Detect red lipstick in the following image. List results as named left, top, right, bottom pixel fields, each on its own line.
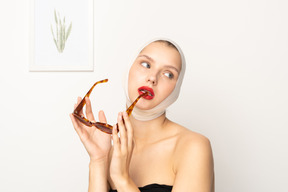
left=138, top=86, right=155, bottom=100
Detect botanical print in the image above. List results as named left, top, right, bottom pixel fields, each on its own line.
left=31, top=0, right=93, bottom=71
left=50, top=9, right=72, bottom=53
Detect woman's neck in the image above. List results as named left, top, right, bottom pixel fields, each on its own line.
left=129, top=113, right=170, bottom=147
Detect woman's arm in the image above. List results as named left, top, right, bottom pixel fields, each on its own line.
left=172, top=133, right=214, bottom=192
left=89, top=159, right=109, bottom=192
left=70, top=97, right=112, bottom=192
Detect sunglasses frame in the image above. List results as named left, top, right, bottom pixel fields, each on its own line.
left=72, top=79, right=147, bottom=134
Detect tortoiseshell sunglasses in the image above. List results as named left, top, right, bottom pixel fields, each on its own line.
left=72, top=79, right=148, bottom=134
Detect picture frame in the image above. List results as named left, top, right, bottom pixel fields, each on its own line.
left=29, top=0, right=94, bottom=71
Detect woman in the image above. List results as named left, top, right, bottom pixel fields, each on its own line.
left=70, top=38, right=214, bottom=192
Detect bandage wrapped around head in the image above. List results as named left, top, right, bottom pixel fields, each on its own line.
left=123, top=38, right=186, bottom=121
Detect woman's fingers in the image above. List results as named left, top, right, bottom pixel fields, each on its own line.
left=117, top=112, right=128, bottom=153
left=112, top=124, right=120, bottom=153
left=98, top=110, right=107, bottom=123
left=109, top=112, right=134, bottom=181
left=70, top=113, right=83, bottom=136
left=123, top=111, right=134, bottom=152
left=85, top=97, right=95, bottom=121
left=71, top=97, right=86, bottom=136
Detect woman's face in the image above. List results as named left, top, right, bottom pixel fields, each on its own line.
left=128, top=41, right=182, bottom=110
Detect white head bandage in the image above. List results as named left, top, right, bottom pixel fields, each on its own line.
left=123, top=38, right=186, bottom=121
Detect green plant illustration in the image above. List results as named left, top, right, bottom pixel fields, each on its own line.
left=51, top=9, right=72, bottom=53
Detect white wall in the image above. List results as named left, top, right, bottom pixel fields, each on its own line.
left=0, top=0, right=287, bottom=191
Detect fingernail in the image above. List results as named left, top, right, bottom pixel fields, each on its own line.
left=123, top=111, right=128, bottom=117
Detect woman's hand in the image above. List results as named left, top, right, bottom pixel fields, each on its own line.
left=70, top=97, right=111, bottom=162
left=109, top=111, right=135, bottom=187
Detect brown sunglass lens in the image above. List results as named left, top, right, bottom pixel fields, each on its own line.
left=95, top=122, right=113, bottom=134
left=73, top=114, right=93, bottom=127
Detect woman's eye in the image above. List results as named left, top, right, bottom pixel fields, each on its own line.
left=141, top=62, right=150, bottom=69
left=164, top=72, right=174, bottom=79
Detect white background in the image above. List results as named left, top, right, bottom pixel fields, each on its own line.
left=0, top=0, right=287, bottom=191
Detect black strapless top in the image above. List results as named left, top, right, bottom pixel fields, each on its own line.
left=109, top=183, right=172, bottom=192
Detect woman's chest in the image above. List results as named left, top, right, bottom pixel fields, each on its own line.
left=128, top=142, right=176, bottom=186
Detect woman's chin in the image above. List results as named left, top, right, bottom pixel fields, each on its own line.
left=135, top=102, right=156, bottom=110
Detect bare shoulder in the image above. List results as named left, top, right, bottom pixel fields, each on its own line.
left=167, top=120, right=214, bottom=191
left=166, top=120, right=213, bottom=167
left=168, top=120, right=212, bottom=151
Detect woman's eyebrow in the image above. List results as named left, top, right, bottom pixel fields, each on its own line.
left=164, top=65, right=179, bottom=74
left=138, top=54, right=180, bottom=73
left=138, top=54, right=154, bottom=62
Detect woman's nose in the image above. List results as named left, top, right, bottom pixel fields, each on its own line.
left=147, top=72, right=158, bottom=85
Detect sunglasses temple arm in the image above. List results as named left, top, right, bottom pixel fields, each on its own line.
left=73, top=79, right=109, bottom=114
left=125, top=92, right=148, bottom=116
left=73, top=98, right=87, bottom=114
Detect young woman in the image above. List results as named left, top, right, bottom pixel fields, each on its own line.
left=70, top=39, right=214, bottom=192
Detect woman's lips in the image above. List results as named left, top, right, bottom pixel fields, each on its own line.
left=138, top=86, right=154, bottom=100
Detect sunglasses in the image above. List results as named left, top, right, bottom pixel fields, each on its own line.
left=72, top=79, right=148, bottom=134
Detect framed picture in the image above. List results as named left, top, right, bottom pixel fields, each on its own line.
left=30, top=0, right=94, bottom=71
